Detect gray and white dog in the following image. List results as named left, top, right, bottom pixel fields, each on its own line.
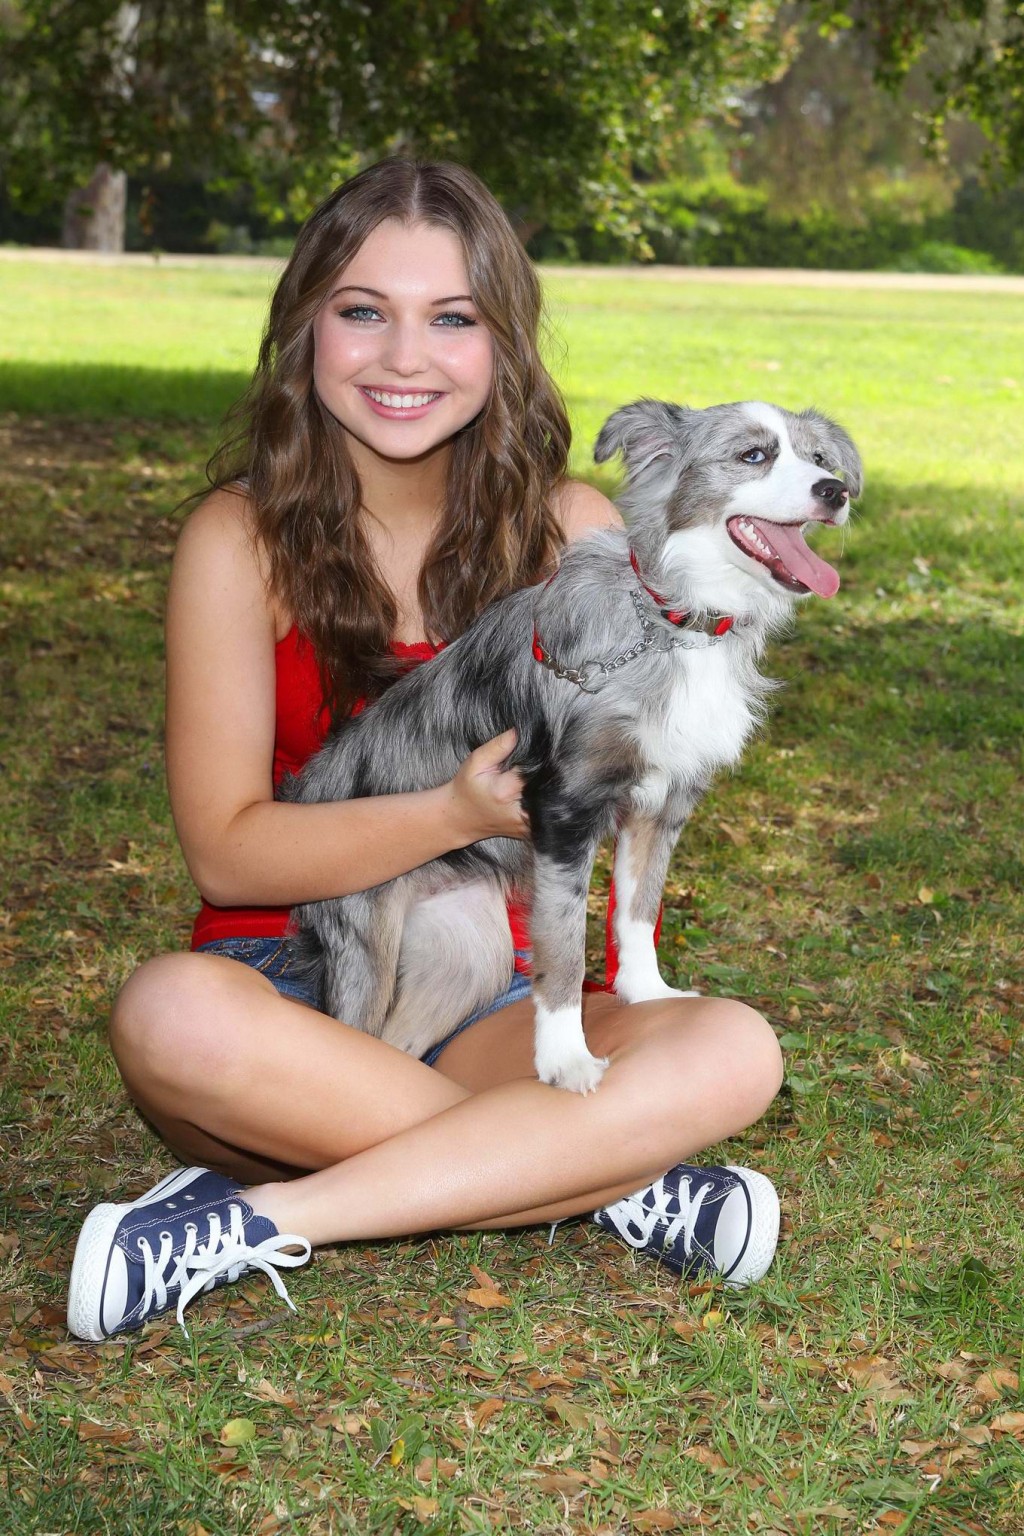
left=287, top=400, right=862, bottom=1093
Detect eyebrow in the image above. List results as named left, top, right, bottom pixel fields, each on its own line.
left=329, top=284, right=475, bottom=305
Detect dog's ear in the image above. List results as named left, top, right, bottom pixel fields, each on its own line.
left=594, top=399, right=689, bottom=476
left=798, top=409, right=864, bottom=499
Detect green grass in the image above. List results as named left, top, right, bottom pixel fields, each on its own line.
left=2, top=258, right=1023, bottom=1536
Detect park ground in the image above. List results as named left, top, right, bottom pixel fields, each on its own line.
left=0, top=259, right=1022, bottom=1535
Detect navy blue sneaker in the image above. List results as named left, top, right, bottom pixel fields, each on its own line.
left=594, top=1164, right=779, bottom=1286
left=67, top=1166, right=311, bottom=1340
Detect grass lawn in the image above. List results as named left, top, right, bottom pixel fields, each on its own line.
left=1, top=257, right=1022, bottom=1536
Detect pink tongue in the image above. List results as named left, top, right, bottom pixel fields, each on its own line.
left=757, top=520, right=840, bottom=598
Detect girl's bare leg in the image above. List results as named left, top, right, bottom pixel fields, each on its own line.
left=110, top=953, right=783, bottom=1244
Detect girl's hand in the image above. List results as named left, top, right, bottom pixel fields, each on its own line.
left=445, top=729, right=530, bottom=844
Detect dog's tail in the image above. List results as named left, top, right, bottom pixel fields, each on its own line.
left=282, top=915, right=327, bottom=1012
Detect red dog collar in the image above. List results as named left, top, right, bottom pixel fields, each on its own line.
left=629, top=549, right=734, bottom=637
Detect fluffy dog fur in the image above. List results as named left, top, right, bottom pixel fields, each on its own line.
left=286, top=399, right=862, bottom=1092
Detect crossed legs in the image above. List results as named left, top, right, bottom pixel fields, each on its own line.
left=109, top=952, right=783, bottom=1250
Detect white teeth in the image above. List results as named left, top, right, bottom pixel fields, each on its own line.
left=738, top=519, right=773, bottom=555
left=364, top=389, right=440, bottom=409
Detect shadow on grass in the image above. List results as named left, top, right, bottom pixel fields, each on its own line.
left=776, top=611, right=1024, bottom=753
left=0, top=361, right=251, bottom=421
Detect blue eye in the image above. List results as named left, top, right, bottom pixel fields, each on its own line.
left=432, top=311, right=476, bottom=328
left=338, top=305, right=382, bottom=323
left=741, top=447, right=768, bottom=464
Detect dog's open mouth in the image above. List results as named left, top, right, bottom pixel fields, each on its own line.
left=727, top=516, right=840, bottom=598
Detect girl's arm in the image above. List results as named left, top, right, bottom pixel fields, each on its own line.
left=165, top=492, right=526, bottom=908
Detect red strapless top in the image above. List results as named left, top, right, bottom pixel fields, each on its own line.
left=190, top=626, right=639, bottom=984
left=189, top=627, right=542, bottom=965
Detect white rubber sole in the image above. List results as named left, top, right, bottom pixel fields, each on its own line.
left=723, top=1165, right=781, bottom=1287
left=67, top=1202, right=128, bottom=1341
left=66, top=1166, right=209, bottom=1341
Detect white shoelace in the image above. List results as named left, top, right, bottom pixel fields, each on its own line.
left=601, top=1175, right=714, bottom=1260
left=137, top=1204, right=312, bottom=1337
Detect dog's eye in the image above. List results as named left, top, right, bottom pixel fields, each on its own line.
left=813, top=452, right=826, bottom=467
left=741, top=448, right=768, bottom=465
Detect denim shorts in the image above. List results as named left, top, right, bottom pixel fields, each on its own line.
left=196, top=936, right=532, bottom=1066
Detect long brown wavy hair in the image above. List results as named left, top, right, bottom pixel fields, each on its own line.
left=208, top=158, right=571, bottom=719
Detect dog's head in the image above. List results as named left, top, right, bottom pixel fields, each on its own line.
left=595, top=399, right=862, bottom=609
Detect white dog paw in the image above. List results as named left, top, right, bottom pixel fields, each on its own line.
left=536, top=1047, right=609, bottom=1095
left=615, top=976, right=701, bottom=1004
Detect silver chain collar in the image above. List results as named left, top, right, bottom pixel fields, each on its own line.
left=535, top=588, right=734, bottom=695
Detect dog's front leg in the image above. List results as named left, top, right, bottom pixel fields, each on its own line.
left=529, top=838, right=609, bottom=1096
left=613, top=804, right=700, bottom=1005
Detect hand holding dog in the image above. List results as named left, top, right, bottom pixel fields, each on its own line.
left=445, top=728, right=529, bottom=846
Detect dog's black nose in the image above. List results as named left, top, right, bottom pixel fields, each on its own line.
left=812, top=477, right=849, bottom=511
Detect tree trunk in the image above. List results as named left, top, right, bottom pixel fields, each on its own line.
left=62, top=164, right=127, bottom=251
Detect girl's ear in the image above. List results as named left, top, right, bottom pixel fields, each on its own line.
left=594, top=399, right=692, bottom=478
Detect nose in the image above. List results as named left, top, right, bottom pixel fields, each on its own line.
left=380, top=321, right=429, bottom=378
left=812, top=477, right=849, bottom=514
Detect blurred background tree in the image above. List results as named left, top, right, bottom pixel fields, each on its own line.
left=0, top=0, right=787, bottom=249
left=0, top=0, right=1020, bottom=268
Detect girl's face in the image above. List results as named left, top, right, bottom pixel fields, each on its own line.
left=312, top=218, right=495, bottom=466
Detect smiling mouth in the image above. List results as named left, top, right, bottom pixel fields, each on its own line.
left=727, top=515, right=840, bottom=598
left=360, top=387, right=445, bottom=410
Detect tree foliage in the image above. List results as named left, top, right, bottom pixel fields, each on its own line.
left=1, top=0, right=1020, bottom=245
left=811, top=0, right=1024, bottom=177
left=0, top=0, right=787, bottom=239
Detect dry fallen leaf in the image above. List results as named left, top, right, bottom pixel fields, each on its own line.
left=526, top=1368, right=574, bottom=1392
left=682, top=1444, right=728, bottom=1470
left=414, top=1454, right=460, bottom=1483
left=847, top=1355, right=911, bottom=1400
left=536, top=1470, right=589, bottom=1495
left=472, top=1396, right=506, bottom=1429
left=397, top=1495, right=439, bottom=1522
left=250, top=1378, right=296, bottom=1406
left=464, top=1287, right=510, bottom=1309
left=900, top=1438, right=941, bottom=1460
left=77, top=1422, right=134, bottom=1445
left=990, top=1411, right=1024, bottom=1437
left=543, top=1395, right=593, bottom=1433
left=932, top=1358, right=973, bottom=1383
left=633, top=1510, right=693, bottom=1531
left=314, top=1410, right=363, bottom=1435
left=973, top=1369, right=1018, bottom=1402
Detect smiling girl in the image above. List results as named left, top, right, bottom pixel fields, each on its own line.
left=67, top=160, right=783, bottom=1342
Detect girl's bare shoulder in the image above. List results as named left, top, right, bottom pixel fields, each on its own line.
left=173, top=485, right=273, bottom=592
left=552, top=478, right=624, bottom=544
left=176, top=483, right=257, bottom=558
left=169, top=484, right=284, bottom=634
